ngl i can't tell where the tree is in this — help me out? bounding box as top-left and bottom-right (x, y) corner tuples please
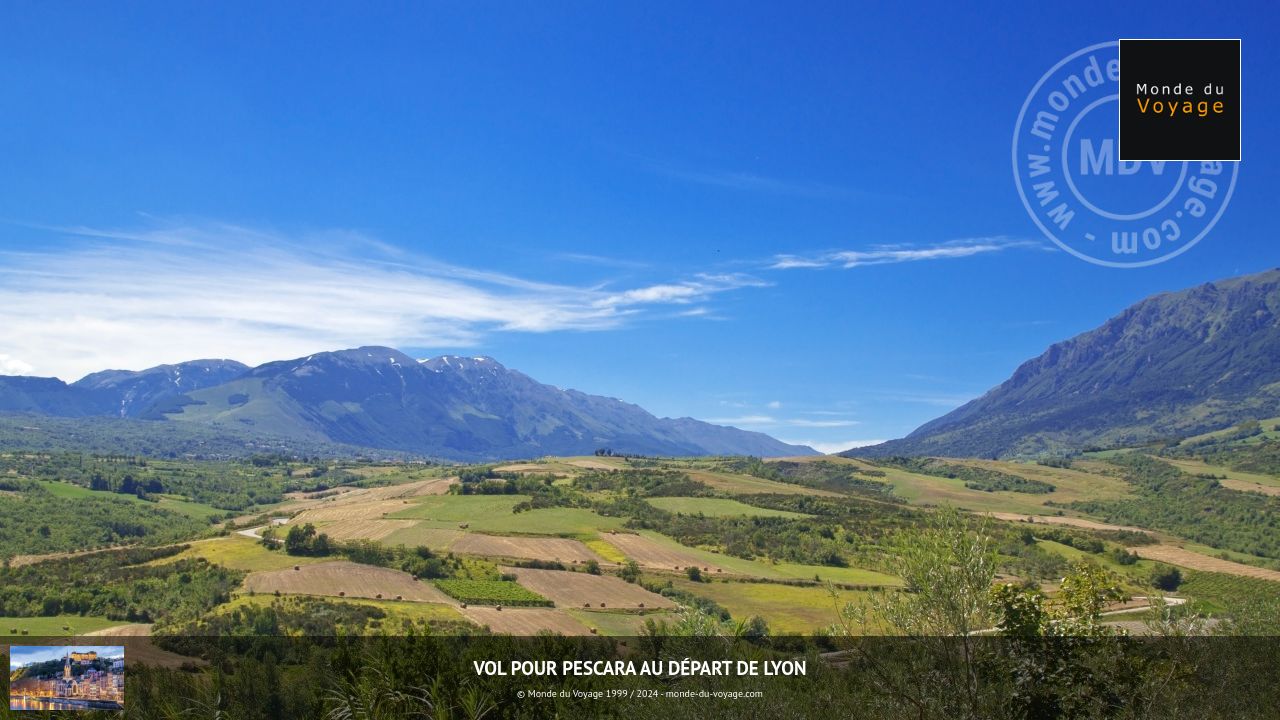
(284, 525), (310, 555)
(1149, 564), (1183, 591)
(832, 507), (996, 718)
(851, 507), (996, 637)
(991, 583), (1049, 639)
(619, 559), (641, 584)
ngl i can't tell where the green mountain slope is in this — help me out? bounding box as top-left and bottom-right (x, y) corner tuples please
(852, 268), (1280, 458)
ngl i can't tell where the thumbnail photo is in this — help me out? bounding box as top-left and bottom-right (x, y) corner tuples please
(8, 646), (125, 712)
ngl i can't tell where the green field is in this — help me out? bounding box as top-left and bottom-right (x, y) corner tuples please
(1034, 540), (1158, 588)
(646, 496), (810, 518)
(566, 609), (677, 636)
(37, 479), (224, 520)
(387, 494), (625, 536)
(1178, 542), (1278, 570)
(1179, 571), (1280, 613)
(1162, 457), (1280, 491)
(381, 526), (463, 550)
(0, 615), (126, 636)
(686, 469), (839, 496)
(842, 459), (1132, 517)
(433, 579), (554, 607)
(158, 535), (329, 572)
(1178, 416), (1280, 446)
(583, 537), (627, 563)
(670, 578), (868, 634)
(219, 594), (470, 626)
(630, 530), (900, 586)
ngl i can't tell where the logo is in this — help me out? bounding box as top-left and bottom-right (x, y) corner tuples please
(1012, 41), (1238, 268)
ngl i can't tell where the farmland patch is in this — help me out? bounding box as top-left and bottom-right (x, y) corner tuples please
(243, 560), (455, 602)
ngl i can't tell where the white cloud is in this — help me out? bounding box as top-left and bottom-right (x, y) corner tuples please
(0, 354), (33, 374)
(596, 274), (767, 308)
(675, 307), (712, 318)
(765, 400), (782, 409)
(780, 438), (887, 455)
(0, 222), (765, 381)
(769, 237), (1042, 270)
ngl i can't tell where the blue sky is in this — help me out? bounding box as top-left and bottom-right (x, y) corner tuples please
(9, 646), (124, 671)
(0, 3), (1275, 452)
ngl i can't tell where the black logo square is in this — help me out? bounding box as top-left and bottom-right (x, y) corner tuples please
(1119, 39), (1240, 161)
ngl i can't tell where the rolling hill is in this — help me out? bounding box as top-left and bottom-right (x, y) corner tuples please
(0, 348), (812, 460)
(852, 268), (1280, 458)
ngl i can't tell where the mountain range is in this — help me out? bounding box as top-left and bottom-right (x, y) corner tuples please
(0, 348), (813, 460)
(852, 268), (1280, 458)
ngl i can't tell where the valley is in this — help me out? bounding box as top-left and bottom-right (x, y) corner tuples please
(3, 440), (1275, 640)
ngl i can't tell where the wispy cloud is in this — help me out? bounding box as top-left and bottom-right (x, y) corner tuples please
(704, 415), (859, 429)
(779, 438), (886, 455)
(675, 307), (717, 319)
(788, 419), (861, 428)
(629, 152), (896, 201)
(554, 252), (651, 270)
(595, 274), (765, 308)
(660, 166), (862, 199)
(770, 237), (1042, 270)
(872, 391), (977, 408)
(705, 415), (778, 426)
(0, 222), (765, 381)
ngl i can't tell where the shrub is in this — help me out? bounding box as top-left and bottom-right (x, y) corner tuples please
(1150, 564), (1183, 591)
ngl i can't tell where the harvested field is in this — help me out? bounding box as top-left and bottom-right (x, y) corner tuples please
(382, 525), (462, 549)
(1128, 545), (1280, 582)
(283, 486), (360, 500)
(312, 518), (416, 542)
(603, 532), (726, 573)
(86, 623), (153, 637)
(357, 478), (457, 501)
(243, 560), (457, 602)
(230, 491), (361, 524)
(1162, 458), (1280, 496)
(452, 534), (604, 563)
(459, 607), (592, 635)
(688, 470), (838, 497)
(87, 630), (207, 669)
(986, 512), (1149, 534)
(9, 549), (86, 568)
(504, 567), (676, 610)
(283, 479), (458, 525)
(1220, 480), (1280, 497)
(494, 463), (546, 473)
(565, 458), (625, 470)
(290, 499), (410, 524)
